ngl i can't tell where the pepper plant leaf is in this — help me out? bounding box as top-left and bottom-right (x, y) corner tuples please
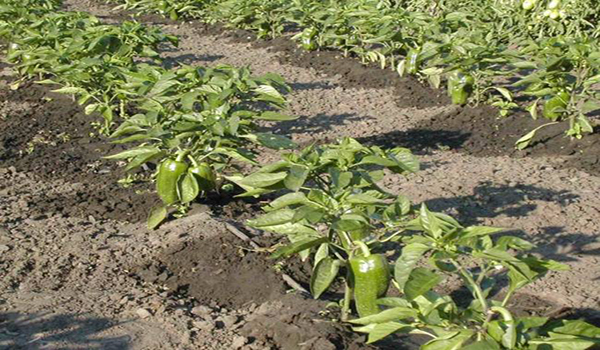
(404, 267), (442, 301)
(247, 208), (295, 227)
(310, 257), (340, 299)
(394, 242), (430, 291)
(270, 236), (328, 260)
(349, 307), (418, 325)
(147, 205), (167, 230)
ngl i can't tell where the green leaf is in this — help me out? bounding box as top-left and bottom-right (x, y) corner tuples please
(506, 263), (536, 293)
(503, 324), (517, 349)
(254, 84), (285, 102)
(255, 133), (297, 150)
(247, 209), (295, 227)
(147, 205), (167, 230)
(284, 165), (309, 191)
(104, 146), (161, 160)
(330, 169), (353, 190)
(461, 338), (501, 350)
(359, 155), (396, 167)
(515, 122), (558, 150)
(255, 111), (297, 121)
(460, 226), (504, 239)
(495, 236), (535, 251)
(84, 103), (99, 115)
(494, 87), (512, 101)
(313, 243), (329, 268)
(422, 330), (474, 350)
(375, 298), (412, 309)
(292, 205), (325, 224)
(581, 100), (600, 114)
(125, 151), (164, 172)
(527, 100), (539, 120)
(530, 337), (600, 350)
(366, 322), (413, 344)
(181, 90), (199, 111)
(180, 172), (200, 203)
(420, 204), (442, 238)
(404, 268), (442, 301)
(394, 242), (430, 291)
(389, 149), (420, 173)
(51, 86), (87, 95)
(264, 223), (318, 237)
(512, 61), (537, 69)
(333, 219), (365, 231)
(515, 128), (537, 150)
(310, 257), (340, 299)
(520, 256), (570, 272)
(516, 316), (548, 333)
(237, 172), (287, 188)
(545, 319), (600, 338)
(213, 147), (257, 165)
(270, 236), (327, 259)
(346, 193), (386, 204)
(576, 114), (594, 133)
(266, 192), (309, 211)
(349, 307), (418, 325)
(148, 78), (179, 97)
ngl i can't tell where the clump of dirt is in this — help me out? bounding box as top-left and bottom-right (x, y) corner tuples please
(131, 231), (421, 349)
(239, 295), (401, 350)
(134, 233), (286, 307)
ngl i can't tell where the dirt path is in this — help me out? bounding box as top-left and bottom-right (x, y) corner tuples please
(1, 0), (599, 348)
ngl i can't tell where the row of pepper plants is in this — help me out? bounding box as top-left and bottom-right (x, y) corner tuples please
(105, 0), (600, 149)
(0, 0), (299, 227)
(2, 0), (600, 348)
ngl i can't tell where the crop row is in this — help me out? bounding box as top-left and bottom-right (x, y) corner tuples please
(106, 0), (600, 149)
(1, 0), (600, 348)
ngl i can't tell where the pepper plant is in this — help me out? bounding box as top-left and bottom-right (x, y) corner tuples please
(513, 36), (599, 149)
(350, 206), (600, 348)
(228, 137), (420, 320)
(107, 63), (297, 228)
(3, 10), (178, 133)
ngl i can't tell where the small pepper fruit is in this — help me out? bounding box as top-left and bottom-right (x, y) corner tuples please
(447, 70), (474, 105)
(349, 242), (390, 318)
(156, 156), (188, 205)
(190, 162), (216, 191)
(406, 48), (420, 74)
(542, 90), (569, 121)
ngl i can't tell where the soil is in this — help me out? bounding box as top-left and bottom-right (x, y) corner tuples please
(0, 0), (599, 349)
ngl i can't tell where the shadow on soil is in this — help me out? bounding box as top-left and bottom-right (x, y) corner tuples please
(289, 81), (337, 91)
(358, 128), (471, 155)
(422, 181), (600, 263)
(272, 112), (374, 135)
(424, 181), (579, 225)
(163, 53), (225, 69)
(530, 226), (600, 263)
(0, 312), (130, 349)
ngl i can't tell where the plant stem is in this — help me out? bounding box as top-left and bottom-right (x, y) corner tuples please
(501, 289), (514, 307)
(341, 276), (352, 322)
(450, 259), (488, 314)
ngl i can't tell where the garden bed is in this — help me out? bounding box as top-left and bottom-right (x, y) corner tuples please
(1, 0), (599, 348)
